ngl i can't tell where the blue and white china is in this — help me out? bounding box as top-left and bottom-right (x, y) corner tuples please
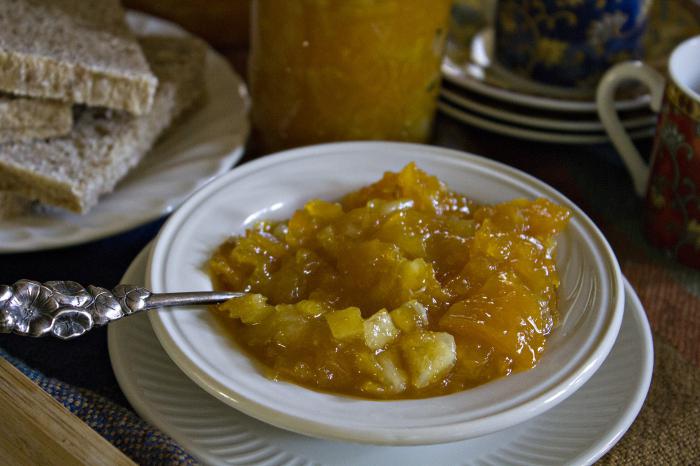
(495, 0), (652, 90)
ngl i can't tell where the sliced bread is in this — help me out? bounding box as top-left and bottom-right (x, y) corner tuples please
(0, 36), (206, 214)
(0, 95), (72, 143)
(0, 0), (157, 115)
(0, 191), (33, 219)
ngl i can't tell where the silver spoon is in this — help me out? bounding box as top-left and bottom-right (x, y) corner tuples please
(0, 280), (243, 340)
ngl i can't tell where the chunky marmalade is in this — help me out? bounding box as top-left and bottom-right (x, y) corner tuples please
(209, 164), (571, 399)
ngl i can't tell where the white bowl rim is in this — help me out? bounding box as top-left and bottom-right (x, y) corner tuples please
(147, 141), (624, 445)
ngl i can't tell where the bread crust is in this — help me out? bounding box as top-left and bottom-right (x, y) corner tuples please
(0, 191), (33, 219)
(0, 0), (157, 115)
(0, 37), (206, 214)
(0, 96), (72, 143)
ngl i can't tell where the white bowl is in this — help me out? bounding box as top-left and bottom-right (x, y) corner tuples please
(147, 142), (624, 445)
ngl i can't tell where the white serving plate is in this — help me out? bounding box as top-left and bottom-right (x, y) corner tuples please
(111, 244), (652, 466)
(0, 11), (250, 252)
(145, 142), (625, 445)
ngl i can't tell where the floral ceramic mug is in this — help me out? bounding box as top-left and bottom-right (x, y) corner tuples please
(494, 0), (651, 93)
(597, 36), (700, 268)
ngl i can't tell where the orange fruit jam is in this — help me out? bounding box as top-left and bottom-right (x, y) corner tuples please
(209, 164), (571, 399)
(249, 0), (453, 151)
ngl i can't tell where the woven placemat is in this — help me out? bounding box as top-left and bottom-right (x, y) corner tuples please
(0, 348), (198, 465)
(600, 336), (700, 464)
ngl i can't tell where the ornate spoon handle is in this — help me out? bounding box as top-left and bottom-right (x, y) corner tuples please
(0, 280), (243, 340)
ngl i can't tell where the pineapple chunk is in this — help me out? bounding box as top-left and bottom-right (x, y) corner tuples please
(218, 294), (273, 324)
(355, 349), (407, 394)
(400, 331), (456, 389)
(296, 299), (327, 318)
(390, 300), (428, 333)
(399, 258), (430, 292)
(325, 307), (364, 340)
(363, 309), (400, 350)
(376, 208), (427, 258)
(377, 350), (407, 393)
(305, 199), (344, 220)
(268, 304), (309, 347)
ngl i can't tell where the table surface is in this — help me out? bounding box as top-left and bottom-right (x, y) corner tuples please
(1, 45), (699, 466)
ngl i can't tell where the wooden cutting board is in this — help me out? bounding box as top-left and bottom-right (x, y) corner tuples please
(0, 357), (135, 465)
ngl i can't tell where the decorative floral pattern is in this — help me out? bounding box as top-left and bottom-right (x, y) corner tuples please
(660, 120), (689, 154)
(587, 11), (629, 52)
(534, 37), (569, 64)
(0, 281), (151, 339)
(687, 219), (700, 250)
(4, 280), (61, 336)
(645, 82), (700, 267)
(667, 81), (700, 120)
(495, 0), (648, 88)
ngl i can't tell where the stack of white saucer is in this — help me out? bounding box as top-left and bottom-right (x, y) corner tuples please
(439, 29), (658, 145)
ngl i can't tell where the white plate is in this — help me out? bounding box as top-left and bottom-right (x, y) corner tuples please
(440, 88), (656, 133)
(109, 244), (653, 466)
(438, 100), (655, 144)
(146, 142), (624, 445)
(0, 11), (250, 252)
(442, 29), (650, 113)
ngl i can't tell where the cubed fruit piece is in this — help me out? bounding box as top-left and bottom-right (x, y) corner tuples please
(520, 198), (572, 237)
(400, 331), (456, 389)
(376, 209), (427, 258)
(317, 225), (340, 258)
(370, 198), (415, 217)
(471, 218), (513, 261)
(355, 349), (407, 394)
(376, 350), (408, 393)
(268, 304), (309, 347)
(396, 162), (445, 213)
(305, 199), (344, 220)
(363, 309), (400, 350)
(390, 300), (428, 333)
(398, 258), (430, 292)
(218, 294), (273, 324)
(396, 258), (449, 304)
(325, 307), (364, 340)
(231, 229), (287, 266)
(295, 299), (327, 318)
(271, 222), (289, 240)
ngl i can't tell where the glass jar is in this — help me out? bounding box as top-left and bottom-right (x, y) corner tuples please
(249, 0), (453, 152)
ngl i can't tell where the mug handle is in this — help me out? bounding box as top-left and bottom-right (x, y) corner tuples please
(596, 62), (666, 197)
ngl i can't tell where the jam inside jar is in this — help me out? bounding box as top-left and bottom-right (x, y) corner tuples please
(249, 0), (453, 152)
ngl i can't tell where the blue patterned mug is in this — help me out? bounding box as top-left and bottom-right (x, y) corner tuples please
(494, 0), (651, 91)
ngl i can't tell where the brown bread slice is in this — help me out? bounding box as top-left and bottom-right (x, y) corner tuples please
(0, 95), (72, 143)
(0, 0), (157, 115)
(0, 191), (33, 219)
(0, 36), (206, 214)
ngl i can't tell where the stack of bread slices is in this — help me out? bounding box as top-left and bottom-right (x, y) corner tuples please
(0, 0), (206, 218)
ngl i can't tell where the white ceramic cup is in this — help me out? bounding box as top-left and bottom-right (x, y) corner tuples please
(596, 35), (700, 197)
(597, 36), (700, 267)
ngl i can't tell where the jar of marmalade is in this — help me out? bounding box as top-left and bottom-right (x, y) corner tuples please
(249, 0), (453, 152)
